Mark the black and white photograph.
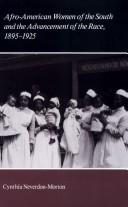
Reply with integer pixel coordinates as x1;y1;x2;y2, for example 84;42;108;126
0;53;128;169
0;0;127;205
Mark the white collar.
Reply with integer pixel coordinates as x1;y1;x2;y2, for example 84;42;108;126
35;110;45;115
114;106;126;113
19;106;28;110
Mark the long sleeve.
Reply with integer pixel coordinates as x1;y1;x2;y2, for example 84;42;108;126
80;112;91;131
81;120;91;131
35;126;41;135
118;115;128;136
47;108;61;128
105;115;128;137
55;109;61;128
29;113;35;144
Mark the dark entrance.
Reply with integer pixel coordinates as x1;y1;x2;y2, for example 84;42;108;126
0;62;72;110
79;70;128;107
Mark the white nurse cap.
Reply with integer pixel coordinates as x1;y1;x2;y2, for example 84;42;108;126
33;95;45;102
20;91;31;99
86;89;97;98
116;89;128;98
50;97;60;108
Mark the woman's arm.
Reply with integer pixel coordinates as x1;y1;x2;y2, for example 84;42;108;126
29;114;35;153
35;123;48;135
35;126;41;135
56;110;61;128
81;121;91;131
105;115;128;139
117;115;128;136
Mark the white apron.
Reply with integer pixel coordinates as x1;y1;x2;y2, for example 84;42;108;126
2;107;34;168
93;107;128;168
2;104;20;168
32;113;61;168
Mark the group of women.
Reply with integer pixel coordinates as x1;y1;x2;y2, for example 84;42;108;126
61;89;128;168
0;88;128;168
0;92;61;168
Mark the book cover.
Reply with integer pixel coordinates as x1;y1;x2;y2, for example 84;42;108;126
0;0;127;207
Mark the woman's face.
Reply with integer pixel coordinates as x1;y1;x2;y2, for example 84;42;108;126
35;99;44;111
93;96;103;108
48;101;56;109
83;95;92;107
20;96;30;107
113;94;123;109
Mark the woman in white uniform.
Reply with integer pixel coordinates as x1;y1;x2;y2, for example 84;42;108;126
69;89;96;168
44;98;61;168
32;95;49;168
16;91;35;168
2;95;21;168
33;96;61;168
90;94;109;145
93;89;128;168
2;92;35;168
